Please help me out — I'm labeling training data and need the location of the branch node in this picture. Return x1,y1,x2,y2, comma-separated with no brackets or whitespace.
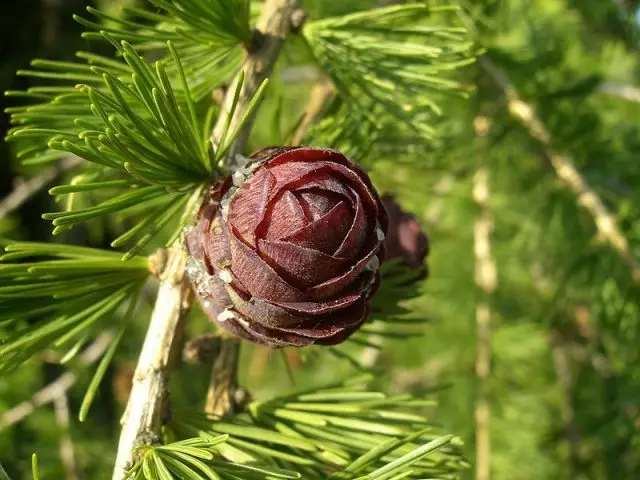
290,9,307,33
246,29,268,54
182,334,221,364
148,248,168,277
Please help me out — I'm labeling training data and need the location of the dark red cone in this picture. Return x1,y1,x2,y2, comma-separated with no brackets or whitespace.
186,147,387,347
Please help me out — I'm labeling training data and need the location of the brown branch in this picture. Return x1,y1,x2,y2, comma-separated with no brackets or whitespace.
182,334,246,416
479,57,640,284
205,337,241,417
53,394,78,480
0,331,114,430
182,334,220,365
290,79,335,145
473,117,497,480
211,0,304,163
112,1,303,476
0,156,81,220
598,81,640,103
112,246,192,479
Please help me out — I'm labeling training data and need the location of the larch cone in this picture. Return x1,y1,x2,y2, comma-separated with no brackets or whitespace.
185,147,388,347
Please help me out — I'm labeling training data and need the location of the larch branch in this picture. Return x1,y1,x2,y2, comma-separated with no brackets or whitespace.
112,246,192,479
205,337,241,417
212,0,304,164
479,57,640,284
473,116,497,480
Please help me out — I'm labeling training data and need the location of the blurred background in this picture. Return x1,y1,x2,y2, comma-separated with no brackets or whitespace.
1,0,640,479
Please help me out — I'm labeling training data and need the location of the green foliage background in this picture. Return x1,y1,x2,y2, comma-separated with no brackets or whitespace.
1,0,639,479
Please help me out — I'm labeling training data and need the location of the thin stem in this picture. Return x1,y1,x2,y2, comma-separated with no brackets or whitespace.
0,461,11,480
53,394,78,480
212,0,304,166
472,117,497,480
112,246,192,479
0,156,82,220
290,78,335,145
479,56,640,284
205,337,241,417
0,331,114,430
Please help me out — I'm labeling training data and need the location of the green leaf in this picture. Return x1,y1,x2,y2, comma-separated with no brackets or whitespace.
142,453,156,480
0,242,148,373
296,392,384,402
162,456,205,480
77,1,246,101
79,316,130,421
339,429,430,476
161,450,221,480
31,454,39,480
10,38,211,183
171,378,466,478
216,77,271,165
151,451,174,480
303,3,476,159
226,436,315,465
360,435,453,480
60,334,89,364
209,460,301,479
209,423,318,452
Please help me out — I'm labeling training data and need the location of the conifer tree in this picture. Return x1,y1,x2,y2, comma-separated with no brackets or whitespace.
3,1,640,479
0,0,476,478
